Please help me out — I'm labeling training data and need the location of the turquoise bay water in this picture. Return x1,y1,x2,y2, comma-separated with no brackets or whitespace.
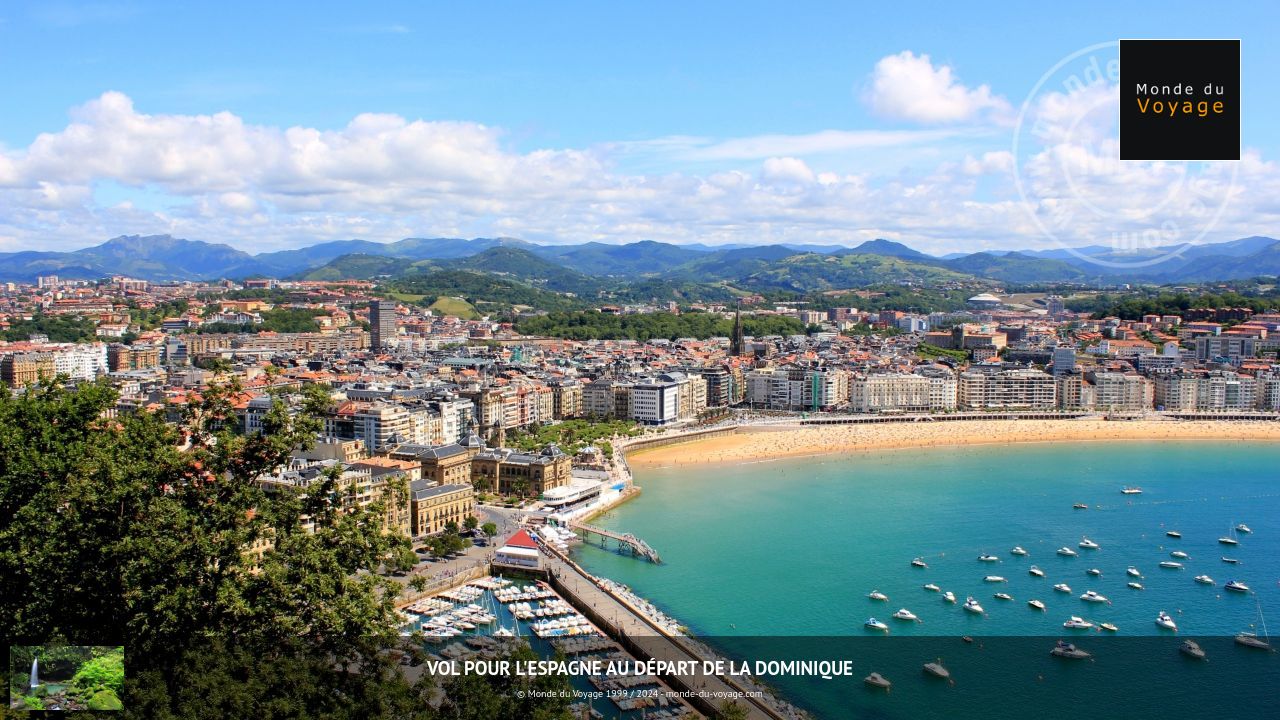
574,441,1280,719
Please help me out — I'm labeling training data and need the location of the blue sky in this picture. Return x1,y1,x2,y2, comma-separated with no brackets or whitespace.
1,1,1278,254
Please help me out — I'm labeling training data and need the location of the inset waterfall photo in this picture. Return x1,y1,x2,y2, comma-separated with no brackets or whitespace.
8,646,124,712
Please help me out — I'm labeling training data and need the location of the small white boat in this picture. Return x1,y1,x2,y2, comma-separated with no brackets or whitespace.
1063,616,1093,629
1170,550,1189,559
943,591,957,604
1078,537,1100,550
1053,583,1072,593
923,661,950,679
911,557,928,568
864,672,891,689
1029,565,1046,577
1028,599,1046,611
1180,640,1206,660
868,590,889,602
892,608,919,622
923,583,940,592
963,596,984,614
1235,523,1252,534
1166,530,1181,538
994,592,1013,601
978,554,1000,562
1079,590,1109,603
1159,561,1183,569
1011,546,1028,556
864,617,890,632
1224,580,1250,593
1121,486,1143,494
1073,503,1088,509
1219,536,1239,546
1194,575,1215,585
1099,622,1119,633
1128,582,1144,590
1126,566,1142,577
1057,547,1078,557
1221,557,1240,564
1086,568,1102,577
1050,640,1092,659
983,575,1007,583
1155,611,1178,631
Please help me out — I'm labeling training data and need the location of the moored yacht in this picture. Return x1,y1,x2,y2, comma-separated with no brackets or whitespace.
864,617,890,632
868,590,889,601
892,608,920,622
1099,622,1118,632
983,575,1007,583
1235,632,1272,650
1050,640,1091,659
1079,590,1109,603
963,596,984,614
1159,561,1183,569
923,583,940,592
1128,582,1144,590
1218,536,1239,546
978,554,1000,562
911,557,928,568
1221,557,1240,564
1086,568,1102,577
1180,640,1207,660
1235,523,1252,534
994,592,1013,601
1011,546,1028,556
1073,503,1088,509
1078,537,1100,550
1166,530,1181,538
1170,550,1189,559
1029,565,1046,577
923,661,950,679
1155,611,1178,631
1194,575,1214,585
1063,616,1093,629
864,672,891,689
1126,566,1142,577
1121,486,1143,494
1053,583,1072,593
1224,580,1250,593
943,591,957,604
1028,599,1046,611
1057,547,1078,557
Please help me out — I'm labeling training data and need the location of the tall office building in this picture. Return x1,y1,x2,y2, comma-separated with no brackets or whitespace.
369,300,396,350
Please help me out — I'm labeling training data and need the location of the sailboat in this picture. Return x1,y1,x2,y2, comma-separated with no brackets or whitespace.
1235,599,1273,650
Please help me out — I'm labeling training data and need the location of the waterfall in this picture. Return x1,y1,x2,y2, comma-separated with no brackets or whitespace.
30,656,39,689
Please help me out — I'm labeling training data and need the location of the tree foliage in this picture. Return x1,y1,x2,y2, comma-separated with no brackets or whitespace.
1,379,573,718
515,311,805,341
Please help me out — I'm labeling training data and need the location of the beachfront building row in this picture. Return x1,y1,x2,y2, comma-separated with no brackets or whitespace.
743,367,850,411
848,368,957,413
957,367,1057,410
581,371,709,425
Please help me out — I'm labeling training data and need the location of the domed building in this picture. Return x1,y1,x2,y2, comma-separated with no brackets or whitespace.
967,293,1004,309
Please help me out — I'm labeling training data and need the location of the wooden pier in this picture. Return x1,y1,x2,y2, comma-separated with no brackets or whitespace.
568,520,661,563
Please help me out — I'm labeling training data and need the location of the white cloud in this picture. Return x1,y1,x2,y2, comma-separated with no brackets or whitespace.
864,51,1012,125
0,90,1276,256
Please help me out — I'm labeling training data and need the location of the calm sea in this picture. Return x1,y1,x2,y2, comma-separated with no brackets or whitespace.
574,441,1280,719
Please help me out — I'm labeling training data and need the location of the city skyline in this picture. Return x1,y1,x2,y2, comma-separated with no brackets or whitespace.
2,2,1279,256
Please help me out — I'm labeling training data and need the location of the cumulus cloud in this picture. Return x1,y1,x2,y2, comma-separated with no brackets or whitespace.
864,51,1012,125
0,89,1275,256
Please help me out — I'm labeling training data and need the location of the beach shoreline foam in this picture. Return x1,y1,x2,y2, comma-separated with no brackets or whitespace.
625,419,1280,469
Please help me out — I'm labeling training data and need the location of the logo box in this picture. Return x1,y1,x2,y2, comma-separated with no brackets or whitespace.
1119,39,1240,161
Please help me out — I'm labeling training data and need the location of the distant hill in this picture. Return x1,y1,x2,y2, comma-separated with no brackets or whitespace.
943,251,1089,283
3,233,1278,288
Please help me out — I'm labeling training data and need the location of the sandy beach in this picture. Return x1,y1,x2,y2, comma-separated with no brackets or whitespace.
625,419,1280,468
